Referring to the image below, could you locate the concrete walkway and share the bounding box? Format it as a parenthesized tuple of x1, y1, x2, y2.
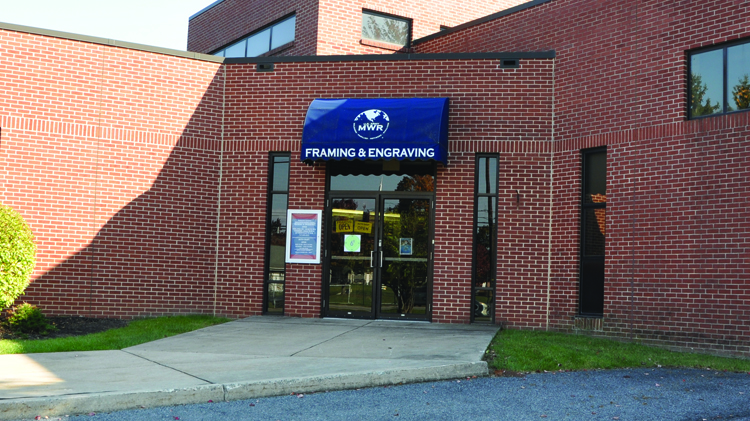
(0, 316, 499, 420)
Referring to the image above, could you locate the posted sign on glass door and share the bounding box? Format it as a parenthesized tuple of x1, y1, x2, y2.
(285, 210, 322, 264)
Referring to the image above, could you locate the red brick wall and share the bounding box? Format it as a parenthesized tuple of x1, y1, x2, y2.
(0, 28, 225, 317)
(209, 148, 328, 319)
(496, 149, 554, 329)
(545, 148, 580, 330)
(7, 0, 748, 356)
(415, 0, 749, 138)
(188, 0, 532, 55)
(316, 0, 532, 55)
(432, 153, 474, 323)
(218, 58, 553, 321)
(212, 151, 267, 318)
(416, 0, 750, 354)
(2, 26, 555, 322)
(284, 159, 327, 318)
(602, 116, 750, 355)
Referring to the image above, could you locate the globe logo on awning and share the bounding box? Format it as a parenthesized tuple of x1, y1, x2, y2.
(353, 109, 390, 140)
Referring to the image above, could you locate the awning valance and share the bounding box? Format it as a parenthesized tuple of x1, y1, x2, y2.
(301, 98, 449, 164)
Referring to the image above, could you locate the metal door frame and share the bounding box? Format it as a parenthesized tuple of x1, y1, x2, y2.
(322, 192, 434, 320)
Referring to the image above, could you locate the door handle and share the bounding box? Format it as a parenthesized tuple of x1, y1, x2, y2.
(370, 251, 383, 267)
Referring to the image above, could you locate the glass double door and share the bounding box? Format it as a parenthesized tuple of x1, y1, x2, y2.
(325, 195, 432, 320)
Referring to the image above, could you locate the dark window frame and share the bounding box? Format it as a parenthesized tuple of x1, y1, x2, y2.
(471, 154, 499, 323)
(263, 153, 291, 315)
(688, 37, 750, 119)
(212, 13, 296, 57)
(579, 147, 606, 317)
(361, 9, 412, 47)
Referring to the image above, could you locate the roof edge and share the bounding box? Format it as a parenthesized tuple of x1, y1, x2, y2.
(225, 51, 555, 64)
(0, 21, 224, 63)
(189, 0, 228, 21)
(412, 0, 556, 46)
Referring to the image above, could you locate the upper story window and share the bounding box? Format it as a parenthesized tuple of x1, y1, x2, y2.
(214, 14, 295, 58)
(689, 38, 750, 118)
(361, 10, 411, 47)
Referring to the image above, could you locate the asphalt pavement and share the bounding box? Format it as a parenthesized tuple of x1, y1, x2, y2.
(13, 367, 750, 420)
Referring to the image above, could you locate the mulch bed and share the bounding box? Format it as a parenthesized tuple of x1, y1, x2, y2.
(0, 316, 129, 340)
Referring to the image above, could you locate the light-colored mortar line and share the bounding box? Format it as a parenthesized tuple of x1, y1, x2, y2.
(89, 43, 107, 317)
(545, 59, 556, 331)
(629, 0, 641, 341)
(213, 65, 227, 316)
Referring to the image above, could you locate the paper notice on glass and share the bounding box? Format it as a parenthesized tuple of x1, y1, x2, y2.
(344, 234, 361, 253)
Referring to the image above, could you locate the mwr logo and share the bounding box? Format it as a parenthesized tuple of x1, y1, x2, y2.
(353, 109, 390, 140)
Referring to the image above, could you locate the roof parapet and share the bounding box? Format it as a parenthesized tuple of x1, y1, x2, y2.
(189, 0, 228, 21)
(0, 21, 224, 63)
(413, 0, 555, 46)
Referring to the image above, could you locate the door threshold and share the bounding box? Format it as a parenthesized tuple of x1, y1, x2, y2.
(373, 319, 431, 323)
(324, 317, 430, 323)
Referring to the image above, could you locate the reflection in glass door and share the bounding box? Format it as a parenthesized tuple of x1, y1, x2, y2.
(380, 198, 430, 317)
(325, 195, 432, 320)
(327, 198, 377, 317)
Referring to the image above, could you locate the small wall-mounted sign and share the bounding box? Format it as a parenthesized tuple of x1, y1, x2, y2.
(286, 210, 322, 264)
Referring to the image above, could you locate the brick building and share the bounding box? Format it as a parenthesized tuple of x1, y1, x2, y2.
(1, 0, 748, 356)
(187, 0, 530, 55)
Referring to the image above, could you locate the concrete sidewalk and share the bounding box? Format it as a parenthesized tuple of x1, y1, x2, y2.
(0, 316, 499, 420)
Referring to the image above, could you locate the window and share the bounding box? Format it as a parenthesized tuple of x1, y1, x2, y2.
(579, 148, 606, 316)
(472, 155, 498, 323)
(264, 154, 290, 314)
(361, 11, 411, 47)
(689, 39, 750, 118)
(214, 15, 296, 58)
(328, 161, 435, 192)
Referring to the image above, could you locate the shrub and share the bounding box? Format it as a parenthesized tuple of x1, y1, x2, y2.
(4, 302, 55, 335)
(0, 204, 36, 309)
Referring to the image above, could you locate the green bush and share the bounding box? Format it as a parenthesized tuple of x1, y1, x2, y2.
(0, 204, 36, 309)
(4, 302, 55, 335)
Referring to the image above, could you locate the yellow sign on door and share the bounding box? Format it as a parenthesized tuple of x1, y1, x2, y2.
(335, 219, 354, 232)
(354, 221, 372, 234)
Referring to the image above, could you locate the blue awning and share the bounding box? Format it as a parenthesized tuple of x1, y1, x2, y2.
(301, 98, 449, 164)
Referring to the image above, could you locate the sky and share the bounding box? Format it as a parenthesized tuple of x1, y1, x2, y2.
(1, 0, 217, 51)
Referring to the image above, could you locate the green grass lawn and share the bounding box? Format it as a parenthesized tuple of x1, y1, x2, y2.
(489, 329, 750, 373)
(0, 315, 230, 355)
